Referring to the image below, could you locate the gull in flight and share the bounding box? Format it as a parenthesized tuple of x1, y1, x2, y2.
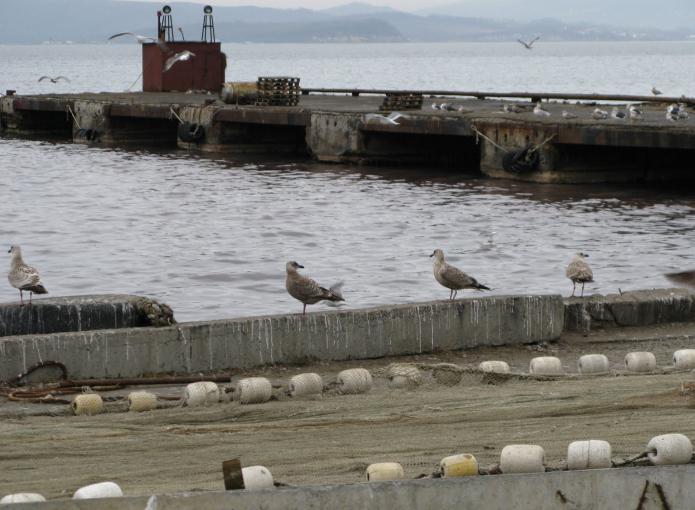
(566, 252, 593, 297)
(364, 112, 406, 126)
(7, 245, 48, 306)
(285, 261, 344, 315)
(38, 76, 70, 83)
(517, 36, 540, 49)
(108, 32, 170, 52)
(533, 102, 551, 117)
(164, 50, 196, 72)
(652, 86, 663, 96)
(430, 249, 490, 300)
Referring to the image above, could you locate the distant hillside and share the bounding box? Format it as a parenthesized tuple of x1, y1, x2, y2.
(0, 0, 690, 43)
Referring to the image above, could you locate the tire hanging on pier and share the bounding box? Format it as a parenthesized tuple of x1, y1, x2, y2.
(502, 145, 540, 174)
(177, 122, 205, 143)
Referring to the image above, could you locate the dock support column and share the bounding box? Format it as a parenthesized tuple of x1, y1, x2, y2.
(306, 112, 366, 163)
(71, 101, 111, 144)
(176, 105, 219, 150)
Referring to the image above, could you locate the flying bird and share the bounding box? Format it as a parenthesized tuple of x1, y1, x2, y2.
(652, 86, 663, 96)
(430, 249, 490, 300)
(7, 245, 48, 306)
(38, 76, 70, 83)
(108, 32, 170, 52)
(566, 252, 593, 297)
(163, 50, 196, 72)
(517, 36, 540, 49)
(285, 261, 344, 315)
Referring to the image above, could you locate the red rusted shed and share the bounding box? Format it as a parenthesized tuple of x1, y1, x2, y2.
(142, 42, 226, 93)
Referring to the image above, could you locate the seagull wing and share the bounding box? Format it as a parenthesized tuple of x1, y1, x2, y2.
(530, 36, 541, 45)
(108, 32, 136, 41)
(55, 76, 70, 82)
(387, 112, 405, 122)
(163, 53, 184, 72)
(38, 76, 50, 82)
(517, 39, 529, 48)
(10, 264, 42, 289)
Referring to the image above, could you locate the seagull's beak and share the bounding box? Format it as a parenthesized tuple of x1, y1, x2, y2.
(297, 264, 304, 269)
(7, 248, 10, 253)
(429, 251, 435, 258)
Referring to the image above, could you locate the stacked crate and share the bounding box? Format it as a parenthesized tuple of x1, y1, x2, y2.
(255, 77, 301, 107)
(380, 93, 424, 112)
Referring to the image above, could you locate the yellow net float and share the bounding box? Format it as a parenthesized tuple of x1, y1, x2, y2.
(71, 394, 104, 416)
(365, 462, 404, 481)
(440, 453, 478, 477)
(127, 391, 157, 412)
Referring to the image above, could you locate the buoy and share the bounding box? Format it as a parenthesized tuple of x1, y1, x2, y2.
(387, 364, 422, 388)
(478, 361, 510, 374)
(73, 481, 123, 499)
(0, 493, 46, 504)
(624, 352, 656, 373)
(647, 433, 693, 465)
(577, 354, 610, 375)
(127, 391, 157, 412)
(366, 462, 404, 481)
(529, 356, 563, 375)
(500, 445, 545, 474)
(289, 373, 324, 397)
(566, 440, 612, 470)
(241, 466, 274, 490)
(673, 349, 695, 370)
(440, 453, 478, 477)
(337, 368, 372, 394)
(234, 377, 273, 404)
(183, 381, 219, 407)
(71, 394, 104, 416)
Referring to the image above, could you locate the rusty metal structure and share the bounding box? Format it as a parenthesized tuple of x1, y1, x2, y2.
(380, 92, 424, 111)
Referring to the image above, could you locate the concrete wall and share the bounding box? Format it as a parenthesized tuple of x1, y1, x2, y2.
(0, 294, 562, 381)
(564, 288, 695, 334)
(6, 464, 690, 509)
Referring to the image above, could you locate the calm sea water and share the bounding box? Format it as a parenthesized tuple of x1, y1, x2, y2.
(1, 42, 695, 321)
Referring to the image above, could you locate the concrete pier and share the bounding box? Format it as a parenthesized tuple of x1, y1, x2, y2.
(0, 294, 562, 381)
(3, 91, 695, 183)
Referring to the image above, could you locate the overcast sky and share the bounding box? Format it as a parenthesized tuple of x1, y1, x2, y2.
(134, 0, 451, 11)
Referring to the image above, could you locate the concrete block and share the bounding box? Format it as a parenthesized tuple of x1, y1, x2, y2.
(564, 288, 695, 333)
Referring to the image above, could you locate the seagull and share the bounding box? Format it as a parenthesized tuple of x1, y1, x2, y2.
(502, 104, 524, 114)
(566, 252, 593, 297)
(7, 245, 48, 306)
(533, 102, 551, 117)
(517, 36, 540, 49)
(285, 261, 345, 315)
(439, 103, 456, 111)
(678, 103, 689, 120)
(665, 270, 695, 289)
(652, 86, 663, 96)
(430, 249, 490, 300)
(164, 50, 196, 72)
(431, 103, 441, 110)
(628, 105, 643, 120)
(108, 32, 170, 52)
(38, 76, 70, 83)
(611, 107, 627, 120)
(364, 112, 405, 126)
(561, 110, 578, 119)
(592, 108, 608, 120)
(665, 103, 687, 121)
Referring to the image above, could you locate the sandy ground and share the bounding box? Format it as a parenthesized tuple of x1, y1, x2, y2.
(2, 323, 695, 499)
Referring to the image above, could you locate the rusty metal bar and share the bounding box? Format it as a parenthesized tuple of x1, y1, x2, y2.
(302, 88, 695, 105)
(222, 459, 245, 490)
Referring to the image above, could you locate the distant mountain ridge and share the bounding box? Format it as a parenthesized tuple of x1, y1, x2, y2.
(0, 0, 690, 43)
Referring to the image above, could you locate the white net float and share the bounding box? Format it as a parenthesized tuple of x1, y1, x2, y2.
(577, 354, 610, 375)
(241, 465, 274, 490)
(183, 381, 220, 407)
(529, 356, 563, 375)
(234, 377, 273, 404)
(71, 394, 104, 416)
(624, 352, 656, 373)
(1, 493, 46, 504)
(673, 349, 695, 369)
(478, 361, 510, 374)
(127, 391, 157, 412)
(647, 433, 693, 465)
(337, 368, 373, 394)
(289, 373, 324, 397)
(387, 364, 422, 388)
(440, 453, 478, 477)
(500, 444, 545, 474)
(365, 462, 404, 481)
(566, 440, 612, 470)
(73, 481, 123, 499)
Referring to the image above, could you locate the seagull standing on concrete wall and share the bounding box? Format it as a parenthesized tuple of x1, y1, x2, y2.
(7, 245, 48, 306)
(628, 105, 643, 120)
(430, 249, 490, 300)
(533, 102, 551, 117)
(652, 86, 663, 96)
(566, 252, 593, 297)
(592, 108, 608, 120)
(285, 261, 344, 315)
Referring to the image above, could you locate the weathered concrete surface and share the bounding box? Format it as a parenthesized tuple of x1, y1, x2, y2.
(5, 465, 693, 509)
(0, 295, 175, 338)
(564, 288, 695, 334)
(0, 294, 562, 381)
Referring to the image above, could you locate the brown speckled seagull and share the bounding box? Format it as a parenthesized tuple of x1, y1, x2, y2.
(285, 261, 344, 315)
(430, 249, 490, 300)
(566, 252, 593, 297)
(8, 245, 48, 305)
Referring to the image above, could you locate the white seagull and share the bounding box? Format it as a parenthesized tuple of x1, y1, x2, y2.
(7, 245, 48, 306)
(163, 50, 196, 72)
(611, 107, 627, 120)
(431, 103, 441, 110)
(108, 32, 170, 52)
(628, 105, 643, 120)
(592, 108, 608, 120)
(652, 86, 663, 96)
(561, 110, 577, 119)
(533, 102, 551, 117)
(38, 76, 70, 83)
(364, 112, 405, 126)
(517, 36, 540, 49)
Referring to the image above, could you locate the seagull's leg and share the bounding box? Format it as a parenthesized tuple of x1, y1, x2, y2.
(581, 282, 585, 297)
(19, 290, 24, 306)
(302, 303, 306, 315)
(571, 282, 576, 297)
(29, 292, 32, 305)
(453, 290, 458, 300)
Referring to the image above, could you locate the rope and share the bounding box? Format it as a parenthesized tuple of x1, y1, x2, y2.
(126, 71, 143, 92)
(471, 125, 508, 153)
(169, 106, 184, 125)
(65, 105, 81, 129)
(528, 134, 557, 154)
